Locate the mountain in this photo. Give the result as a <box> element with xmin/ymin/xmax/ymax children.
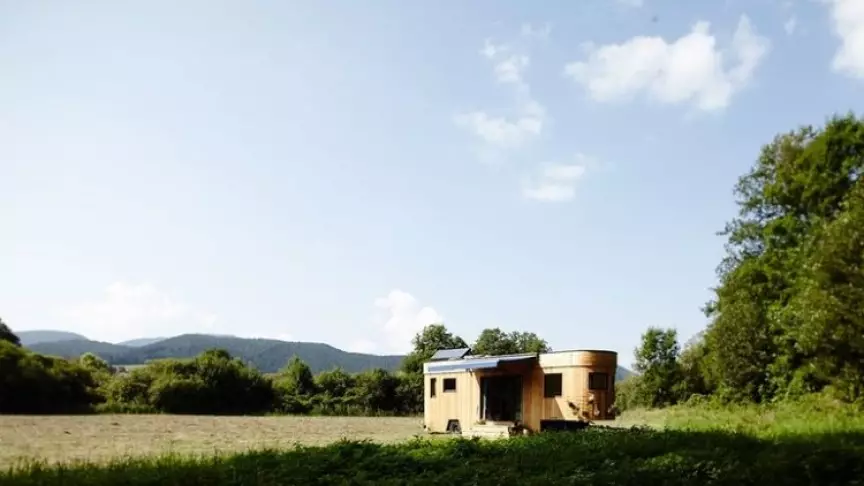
<box><xmin>615</xmin><ymin>366</ymin><xmax>635</xmax><ymax>382</ymax></box>
<box><xmin>27</xmin><ymin>333</ymin><xmax>404</xmax><ymax>374</ymax></box>
<box><xmin>117</xmin><ymin>337</ymin><xmax>166</xmax><ymax>347</ymax></box>
<box><xmin>28</xmin><ymin>339</ymin><xmax>132</xmax><ymax>361</ymax></box>
<box><xmin>16</xmin><ymin>330</ymin><xmax>88</xmax><ymax>346</ymax></box>
<box><xmin>25</xmin><ymin>332</ymin><xmax>636</xmax><ymax>380</ymax></box>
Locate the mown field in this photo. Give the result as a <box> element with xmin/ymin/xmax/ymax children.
<box><xmin>2</xmin><ymin>399</ymin><xmax>864</xmax><ymax>485</ymax></box>
<box><xmin>0</xmin><ymin>415</ymin><xmax>423</xmax><ymax>467</ymax></box>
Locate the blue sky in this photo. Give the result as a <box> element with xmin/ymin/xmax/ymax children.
<box><xmin>2</xmin><ymin>0</ymin><xmax>862</xmax><ymax>367</ymax></box>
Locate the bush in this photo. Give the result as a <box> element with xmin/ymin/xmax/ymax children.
<box><xmin>0</xmin><ymin>341</ymin><xmax>102</xmax><ymax>413</ymax></box>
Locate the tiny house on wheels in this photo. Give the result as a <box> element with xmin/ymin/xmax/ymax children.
<box><xmin>422</xmin><ymin>348</ymin><xmax>617</xmax><ymax>437</ymax></box>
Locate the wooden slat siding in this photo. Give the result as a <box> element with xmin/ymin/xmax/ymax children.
<box><xmin>423</xmin><ymin>350</ymin><xmax>618</xmax><ymax>433</ymax></box>
<box><xmin>423</xmin><ymin>372</ymin><xmax>475</xmax><ymax>432</ymax></box>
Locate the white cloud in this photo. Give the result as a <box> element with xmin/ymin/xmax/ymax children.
<box><xmin>453</xmin><ymin>100</ymin><xmax>545</xmax><ymax>149</ymax></box>
<box><xmin>62</xmin><ymin>282</ymin><xmax>219</xmax><ymax>343</ymax></box>
<box><xmin>494</xmin><ymin>55</ymin><xmax>530</xmax><ymax>85</ymax></box>
<box><xmin>456</xmin><ymin>35</ymin><xmax>547</xmax><ymax>150</ymax></box>
<box><xmin>372</xmin><ymin>290</ymin><xmax>443</xmax><ymax>354</ymax></box>
<box><xmin>346</xmin><ymin>339</ymin><xmax>378</xmax><ymax>354</ymax></box>
<box><xmin>784</xmin><ymin>16</ymin><xmax>798</xmax><ymax>35</ymax></box>
<box><xmin>521</xmin><ymin>23</ymin><xmax>552</xmax><ymax>40</ymax></box>
<box><xmin>522</xmin><ymin>156</ymin><xmax>594</xmax><ymax>202</ymax></box>
<box><xmin>830</xmin><ymin>0</ymin><xmax>864</xmax><ymax>79</ymax></box>
<box><xmin>480</xmin><ymin>39</ymin><xmax>508</xmax><ymax>59</ymax></box>
<box><xmin>564</xmin><ymin>15</ymin><xmax>770</xmax><ymax>111</ymax></box>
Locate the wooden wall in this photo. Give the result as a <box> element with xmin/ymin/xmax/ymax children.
<box><xmin>423</xmin><ymin>371</ymin><xmax>476</xmax><ymax>432</ymax></box>
<box><xmin>423</xmin><ymin>350</ymin><xmax>617</xmax><ymax>433</ymax></box>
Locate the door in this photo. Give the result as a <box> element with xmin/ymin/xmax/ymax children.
<box><xmin>587</xmin><ymin>371</ymin><xmax>611</xmax><ymax>419</ymax></box>
<box><xmin>480</xmin><ymin>375</ymin><xmax>523</xmax><ymax>422</ymax></box>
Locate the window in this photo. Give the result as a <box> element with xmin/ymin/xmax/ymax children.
<box><xmin>588</xmin><ymin>372</ymin><xmax>609</xmax><ymax>391</ymax></box>
<box><xmin>544</xmin><ymin>373</ymin><xmax>563</xmax><ymax>397</ymax></box>
<box><xmin>443</xmin><ymin>378</ymin><xmax>457</xmax><ymax>392</ymax></box>
<box><xmin>430</xmin><ymin>378</ymin><xmax>437</xmax><ymax>398</ymax></box>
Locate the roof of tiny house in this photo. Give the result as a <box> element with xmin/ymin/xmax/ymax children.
<box><xmin>424</xmin><ymin>352</ymin><xmax>538</xmax><ymax>374</ymax></box>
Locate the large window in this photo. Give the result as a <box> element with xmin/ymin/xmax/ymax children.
<box><xmin>544</xmin><ymin>373</ymin><xmax>563</xmax><ymax>397</ymax></box>
<box><xmin>443</xmin><ymin>378</ymin><xmax>457</xmax><ymax>392</ymax></box>
<box><xmin>588</xmin><ymin>372</ymin><xmax>609</xmax><ymax>391</ymax></box>
<box><xmin>430</xmin><ymin>378</ymin><xmax>437</xmax><ymax>397</ymax></box>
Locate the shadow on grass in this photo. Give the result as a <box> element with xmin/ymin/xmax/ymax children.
<box><xmin>4</xmin><ymin>427</ymin><xmax>864</xmax><ymax>486</ymax></box>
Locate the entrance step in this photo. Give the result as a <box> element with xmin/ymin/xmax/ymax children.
<box><xmin>463</xmin><ymin>423</ymin><xmax>515</xmax><ymax>439</ymax></box>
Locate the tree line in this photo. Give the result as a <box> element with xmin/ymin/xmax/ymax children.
<box><xmin>618</xmin><ymin>113</ymin><xmax>864</xmax><ymax>410</ymax></box>
<box><xmin>0</xmin><ymin>318</ymin><xmax>547</xmax><ymax>415</ymax></box>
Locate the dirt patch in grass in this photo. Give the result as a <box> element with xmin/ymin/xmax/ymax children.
<box><xmin>0</xmin><ymin>415</ymin><xmax>424</xmax><ymax>467</ymax></box>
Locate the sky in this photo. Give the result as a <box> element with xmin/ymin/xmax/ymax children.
<box><xmin>2</xmin><ymin>0</ymin><xmax>863</xmax><ymax>367</ymax></box>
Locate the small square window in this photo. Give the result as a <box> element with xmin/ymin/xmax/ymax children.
<box><xmin>544</xmin><ymin>373</ymin><xmax>563</xmax><ymax>397</ymax></box>
<box><xmin>443</xmin><ymin>378</ymin><xmax>457</xmax><ymax>392</ymax></box>
<box><xmin>430</xmin><ymin>378</ymin><xmax>437</xmax><ymax>397</ymax></box>
<box><xmin>588</xmin><ymin>372</ymin><xmax>609</xmax><ymax>391</ymax></box>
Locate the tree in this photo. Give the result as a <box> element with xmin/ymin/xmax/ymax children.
<box><xmin>472</xmin><ymin>328</ymin><xmax>550</xmax><ymax>356</ymax></box>
<box><xmin>702</xmin><ymin>113</ymin><xmax>864</xmax><ymax>402</ymax></box>
<box><xmin>632</xmin><ymin>327</ymin><xmax>681</xmax><ymax>408</ymax></box>
<box><xmin>275</xmin><ymin>356</ymin><xmax>316</xmax><ymax>396</ymax></box>
<box><xmin>400</xmin><ymin>324</ymin><xmax>468</xmax><ymax>374</ymax></box>
<box><xmin>0</xmin><ymin>318</ymin><xmax>20</xmax><ymax>347</ymax></box>
<box><xmin>0</xmin><ymin>340</ymin><xmax>101</xmax><ymax>413</ymax></box>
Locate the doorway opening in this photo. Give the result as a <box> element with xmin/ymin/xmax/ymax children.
<box><xmin>480</xmin><ymin>375</ymin><xmax>523</xmax><ymax>422</ymax></box>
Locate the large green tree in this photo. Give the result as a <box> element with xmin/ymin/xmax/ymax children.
<box><xmin>703</xmin><ymin>113</ymin><xmax>864</xmax><ymax>402</ymax></box>
<box><xmin>472</xmin><ymin>328</ymin><xmax>550</xmax><ymax>356</ymax></box>
<box><xmin>399</xmin><ymin>324</ymin><xmax>468</xmax><ymax>374</ymax></box>
<box><xmin>632</xmin><ymin>327</ymin><xmax>681</xmax><ymax>408</ymax></box>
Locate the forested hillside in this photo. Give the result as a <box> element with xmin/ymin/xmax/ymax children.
<box><xmin>28</xmin><ymin>334</ymin><xmax>404</xmax><ymax>374</ymax></box>
<box><xmin>16</xmin><ymin>330</ymin><xmax>88</xmax><ymax>346</ymax></box>
<box><xmin>25</xmin><ymin>331</ymin><xmax>634</xmax><ymax>377</ymax></box>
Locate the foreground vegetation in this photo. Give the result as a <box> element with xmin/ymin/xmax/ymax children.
<box><xmin>3</xmin><ymin>399</ymin><xmax>864</xmax><ymax>485</ymax></box>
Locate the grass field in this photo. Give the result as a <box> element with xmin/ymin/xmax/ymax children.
<box><xmin>3</xmin><ymin>399</ymin><xmax>864</xmax><ymax>485</ymax></box>
<box><xmin>0</xmin><ymin>415</ymin><xmax>423</xmax><ymax>467</ymax></box>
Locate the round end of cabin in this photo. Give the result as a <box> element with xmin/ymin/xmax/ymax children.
<box><xmin>570</xmin><ymin>349</ymin><xmax>618</xmax><ymax>368</ymax></box>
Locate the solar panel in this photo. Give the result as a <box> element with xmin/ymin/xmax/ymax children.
<box><xmin>429</xmin><ymin>347</ymin><xmax>471</xmax><ymax>361</ymax></box>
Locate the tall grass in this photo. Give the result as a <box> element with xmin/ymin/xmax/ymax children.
<box><xmin>4</xmin><ymin>398</ymin><xmax>864</xmax><ymax>485</ymax></box>
<box><xmin>620</xmin><ymin>394</ymin><xmax>864</xmax><ymax>437</ymax></box>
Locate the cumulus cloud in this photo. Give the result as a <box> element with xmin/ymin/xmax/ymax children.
<box><xmin>784</xmin><ymin>16</ymin><xmax>798</xmax><ymax>36</ymax></box>
<box><xmin>830</xmin><ymin>0</ymin><xmax>864</xmax><ymax>79</ymax></box>
<box><xmin>522</xmin><ymin>155</ymin><xmax>594</xmax><ymax>202</ymax></box>
<box><xmin>453</xmin><ymin>100</ymin><xmax>545</xmax><ymax>149</ymax></box>
<box><xmin>564</xmin><ymin>15</ymin><xmax>770</xmax><ymax>111</ymax></box>
<box><xmin>456</xmin><ymin>34</ymin><xmax>547</xmax><ymax>151</ymax></box>
<box><xmin>521</xmin><ymin>23</ymin><xmax>552</xmax><ymax>40</ymax></box>
<box><xmin>372</xmin><ymin>290</ymin><xmax>443</xmax><ymax>354</ymax></box>
<box><xmin>62</xmin><ymin>282</ymin><xmax>219</xmax><ymax>343</ymax></box>
<box><xmin>494</xmin><ymin>54</ymin><xmax>530</xmax><ymax>85</ymax></box>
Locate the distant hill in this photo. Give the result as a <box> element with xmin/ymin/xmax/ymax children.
<box><xmin>25</xmin><ymin>332</ymin><xmax>635</xmax><ymax>379</ymax></box>
<box><xmin>28</xmin><ymin>339</ymin><xmax>132</xmax><ymax>361</ymax></box>
<box><xmin>17</xmin><ymin>330</ymin><xmax>88</xmax><ymax>346</ymax></box>
<box><xmin>27</xmin><ymin>333</ymin><xmax>404</xmax><ymax>374</ymax></box>
<box><xmin>615</xmin><ymin>366</ymin><xmax>635</xmax><ymax>382</ymax></box>
<box><xmin>117</xmin><ymin>337</ymin><xmax>166</xmax><ymax>347</ymax></box>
